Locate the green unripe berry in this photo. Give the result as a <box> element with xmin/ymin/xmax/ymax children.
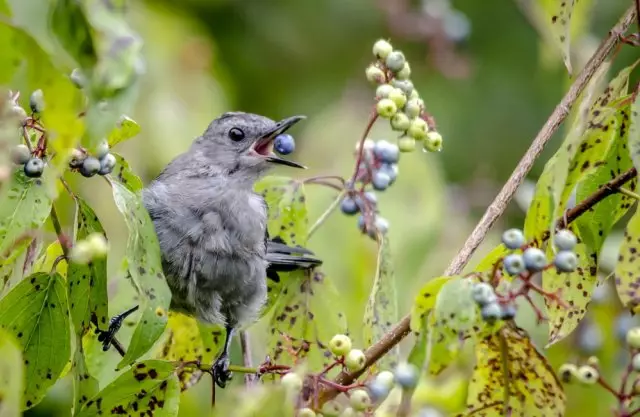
<box><xmin>373</xmin><ymin>39</ymin><xmax>393</xmax><ymax>59</ymax></box>
<box><xmin>10</xmin><ymin>105</ymin><xmax>27</xmax><ymax>124</ymax></box>
<box><xmin>398</xmin><ymin>136</ymin><xmax>416</xmax><ymax>152</ymax></box>
<box><xmin>329</xmin><ymin>334</ymin><xmax>352</xmax><ymax>356</ymax></box>
<box><xmin>423</xmin><ymin>131</ymin><xmax>443</xmax><ymax>152</ymax></box>
<box><xmin>390</xmin><ymin>112</ymin><xmax>411</xmax><ymax>131</ymax></box>
<box><xmin>387</xmin><ymin>88</ymin><xmax>407</xmax><ymax>109</ymax></box>
<box><xmin>404</xmin><ymin>99</ymin><xmax>422</xmax><ymax>118</ymax></box>
<box><xmin>576</xmin><ymin>365</ymin><xmax>599</xmax><ymax>385</ymax></box>
<box><xmin>70</xmin><ymin>241</ymin><xmax>93</xmax><ymax>265</ymax></box>
<box><xmin>376</xmin><ymin>99</ymin><xmax>397</xmax><ymax>118</ymax></box>
<box><xmin>10</xmin><ymin>144</ymin><xmax>31</xmax><ymax>165</ymax></box>
<box><xmin>366</xmin><ymin>65</ymin><xmax>386</xmax><ymax>84</ymax></box>
<box><xmin>558</xmin><ymin>363</ymin><xmax>577</xmax><ymax>383</ymax></box>
<box><xmin>626</xmin><ymin>327</ymin><xmax>640</xmax><ymax>349</ymax></box>
<box><xmin>407</xmin><ymin>118</ymin><xmax>427</xmax><ymax>140</ymax></box>
<box><xmin>298</xmin><ymin>408</ymin><xmax>316</xmax><ymax>417</ymax></box>
<box><xmin>281</xmin><ymin>372</ymin><xmax>303</xmax><ymax>392</ymax></box>
<box><xmin>87</xmin><ymin>233</ymin><xmax>108</xmax><ymax>258</ymax></box>
<box><xmin>554</xmin><ymin>229</ymin><xmax>577</xmax><ymax>251</ymax></box>
<box><xmin>385</xmin><ymin>51</ymin><xmax>406</xmax><ymax>72</ymax></box>
<box><xmin>632</xmin><ymin>353</ymin><xmax>640</xmax><ymax>372</ymax></box>
<box><xmin>375</xmin><ymin>84</ymin><xmax>394</xmax><ymax>100</ymax></box>
<box><xmin>409</xmin><ymin>89</ymin><xmax>420</xmax><ymax>100</ymax></box>
<box><xmin>345</xmin><ymin>349</ymin><xmax>366</xmax><ymax>372</ymax></box>
<box><xmin>374</xmin><ymin>370</ymin><xmax>395</xmax><ymax>388</ymax></box>
<box><xmin>396</xmin><ymin>63</ymin><xmax>411</xmax><ymax>80</ymax></box>
<box><xmin>339</xmin><ymin>408</ymin><xmax>363</xmax><ymax>417</ymax></box>
<box><xmin>349</xmin><ymin>390</ymin><xmax>371</xmax><ymax>411</ymax></box>
<box><xmin>322</xmin><ymin>401</ymin><xmax>343</xmax><ymax>417</ymax></box>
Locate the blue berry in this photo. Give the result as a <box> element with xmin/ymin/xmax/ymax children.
<box><xmin>501</xmin><ymin>228</ymin><xmax>525</xmax><ymax>250</ymax></box>
<box><xmin>374</xmin><ymin>140</ymin><xmax>400</xmax><ymax>164</ymax></box>
<box><xmin>80</xmin><ymin>156</ymin><xmax>101</xmax><ymax>178</ymax></box>
<box><xmin>372</xmin><ymin>171</ymin><xmax>391</xmax><ymax>191</ymax></box>
<box><xmin>503</xmin><ymin>253</ymin><xmax>525</xmax><ymax>276</ymax></box>
<box><xmin>98</xmin><ymin>153</ymin><xmax>116</xmax><ymax>176</ymax></box>
<box><xmin>615</xmin><ymin>313</ymin><xmax>635</xmax><ymax>343</ymax></box>
<box><xmin>341</xmin><ymin>197</ymin><xmax>359</xmax><ymax>215</ymax></box>
<box><xmin>471</xmin><ymin>283</ymin><xmax>496</xmax><ymax>306</ymax></box>
<box><xmin>373</xmin><ymin>216</ymin><xmax>389</xmax><ymax>234</ymax></box>
<box><xmin>367</xmin><ymin>380</ymin><xmax>391</xmax><ymax>402</ymax></box>
<box><xmin>274</xmin><ymin>134</ymin><xmax>295</xmax><ymax>155</ymax></box>
<box><xmin>554</xmin><ymin>229</ymin><xmax>577</xmax><ymax>251</ymax></box>
<box><xmin>29</xmin><ymin>89</ymin><xmax>44</xmax><ymax>113</ymax></box>
<box><xmin>385</xmin><ymin>51</ymin><xmax>406</xmax><ymax>72</ymax></box>
<box><xmin>500</xmin><ymin>304</ymin><xmax>517</xmax><ymax>320</ymax></box>
<box><xmin>481</xmin><ymin>303</ymin><xmax>502</xmax><ymax>324</ymax></box>
<box><xmin>363</xmin><ymin>191</ymin><xmax>377</xmax><ymax>205</ymax></box>
<box><xmin>357</xmin><ymin>215</ymin><xmax>366</xmax><ymax>232</ymax></box>
<box><xmin>24</xmin><ymin>157</ymin><xmax>44</xmax><ymax>178</ymax></box>
<box><xmin>379</xmin><ymin>163</ymin><xmax>398</xmax><ymax>184</ymax></box>
<box><xmin>554</xmin><ymin>250</ymin><xmax>577</xmax><ymax>273</ymax></box>
<box><xmin>393</xmin><ymin>363</ymin><xmax>418</xmax><ymax>389</ymax></box>
<box><xmin>523</xmin><ymin>247</ymin><xmax>547</xmax><ymax>272</ymax></box>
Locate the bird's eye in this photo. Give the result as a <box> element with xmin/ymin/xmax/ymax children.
<box><xmin>228</xmin><ymin>127</ymin><xmax>245</xmax><ymax>142</ymax></box>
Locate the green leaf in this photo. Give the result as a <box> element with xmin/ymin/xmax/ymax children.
<box><xmin>107</xmin><ymin>116</ymin><xmax>141</xmax><ymax>147</ymax></box>
<box><xmin>50</xmin><ymin>0</ymin><xmax>96</xmax><ymax>71</ymax></box>
<box><xmin>71</xmin><ymin>335</ymin><xmax>99</xmax><ymax>415</ymax></box>
<box><xmin>410</xmin><ymin>276</ymin><xmax>450</xmax><ymax>332</ymax></box>
<box><xmin>0</xmin><ymin>22</ymin><xmax>24</xmax><ymax>84</ymax></box>
<box><xmin>0</xmin><ymin>170</ymin><xmax>53</xmax><ymax>258</ymax></box>
<box><xmin>67</xmin><ymin>198</ymin><xmax>109</xmax><ymax>333</ymax></box>
<box><xmin>629</xmin><ymin>82</ymin><xmax>640</xmax><ymax>172</ymax></box>
<box><xmin>534</xmin><ymin>0</ymin><xmax>577</xmax><ymax>73</ymax></box>
<box><xmin>473</xmin><ymin>245</ymin><xmax>510</xmax><ymax>274</ymax></box>
<box><xmin>109</xmin><ymin>153</ymin><xmax>143</xmax><ymax>193</ymax></box>
<box><xmin>459</xmin><ymin>327</ymin><xmax>565</xmax><ymax>417</ymax></box>
<box><xmin>0</xmin><ymin>328</ymin><xmax>22</xmax><ymax>417</ymax></box>
<box><xmin>0</xmin><ymin>272</ymin><xmax>71</xmax><ymax>409</ymax></box>
<box><xmin>363</xmin><ymin>236</ymin><xmax>398</xmax><ymax>370</ymax></box>
<box><xmin>268</xmin><ymin>270</ymin><xmax>347</xmax><ymax>371</ymax></box>
<box><xmin>614</xmin><ymin>205</ymin><xmax>640</xmax><ymax>313</ymax></box>
<box><xmin>212</xmin><ymin>384</ymin><xmax>294</xmax><ymax>417</ymax></box>
<box><xmin>32</xmin><ymin>240</ymin><xmax>65</xmax><ymax>274</ymax></box>
<box><xmin>0</xmin><ymin>239</ymin><xmax>31</xmax><ymax>293</ymax></box>
<box><xmin>110</xmin><ymin>181</ymin><xmax>171</xmax><ymax>368</ymax></box>
<box><xmin>76</xmin><ymin>360</ymin><xmax>180</xmax><ymax>417</ymax></box>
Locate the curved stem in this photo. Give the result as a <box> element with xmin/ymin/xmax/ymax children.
<box><xmin>308</xmin><ymin>191</ymin><xmax>346</xmax><ymax>239</ymax></box>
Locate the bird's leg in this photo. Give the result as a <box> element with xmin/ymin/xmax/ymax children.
<box><xmin>96</xmin><ymin>305</ymin><xmax>139</xmax><ymax>353</ymax></box>
<box><xmin>211</xmin><ymin>325</ymin><xmax>234</xmax><ymax>388</ymax></box>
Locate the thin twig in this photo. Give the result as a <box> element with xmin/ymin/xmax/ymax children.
<box><xmin>240</xmin><ymin>331</ymin><xmax>254</xmax><ymax>386</ymax></box>
<box><xmin>308</xmin><ymin>191</ymin><xmax>346</xmax><ymax>239</ymax></box>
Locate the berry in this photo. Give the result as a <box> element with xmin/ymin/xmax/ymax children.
<box><xmin>375</xmin><ymin>84</ymin><xmax>394</xmax><ymax>100</ymax></box>
<box><xmin>554</xmin><ymin>229</ymin><xmax>577</xmax><ymax>251</ymax></box>
<box><xmin>407</xmin><ymin>118</ymin><xmax>427</xmax><ymax>140</ymax></box>
<box><xmin>366</xmin><ymin>65</ymin><xmax>385</xmax><ymax>84</ymax></box>
<box><xmin>68</xmin><ymin>148</ymin><xmax>86</xmax><ymax>169</ymax></box>
<box><xmin>341</xmin><ymin>197</ymin><xmax>359</xmax><ymax>215</ymax></box>
<box><xmin>576</xmin><ymin>365</ymin><xmax>599</xmax><ymax>385</ymax></box>
<box><xmin>393</xmin><ymin>363</ymin><xmax>418</xmax><ymax>389</ymax></box>
<box><xmin>372</xmin><ymin>216</ymin><xmax>389</xmax><ymax>236</ymax></box>
<box><xmin>375</xmin><ymin>370</ymin><xmax>395</xmax><ymax>388</ymax></box>
<box><xmin>503</xmin><ymin>253</ymin><xmax>525</xmax><ymax>276</ymax></box>
<box><xmin>480</xmin><ymin>303</ymin><xmax>502</xmax><ymax>324</ymax></box>
<box><xmin>392</xmin><ymin>79</ymin><xmax>414</xmax><ymax>96</ymax></box>
<box><xmin>98</xmin><ymin>153</ymin><xmax>117</xmax><ymax>176</ymax></box>
<box><xmin>356</xmin><ymin>138</ymin><xmax>375</xmax><ymax>154</ymax></box>
<box><xmin>357</xmin><ymin>215</ymin><xmax>366</xmax><ymax>232</ymax></box>
<box><xmin>10</xmin><ymin>144</ymin><xmax>31</xmax><ymax>165</ymax></box>
<box><xmin>379</xmin><ymin>163</ymin><xmax>398</xmax><ymax>184</ymax></box>
<box><xmin>70</xmin><ymin>241</ymin><xmax>93</xmax><ymax>265</ymax></box>
<box><xmin>274</xmin><ymin>134</ymin><xmax>295</xmax><ymax>155</ymax></box>
<box><xmin>322</xmin><ymin>401</ymin><xmax>343</xmax><ymax>417</ymax></box>
<box><xmin>24</xmin><ymin>157</ymin><xmax>44</xmax><ymax>178</ymax></box>
<box><xmin>329</xmin><ymin>334</ymin><xmax>352</xmax><ymax>356</ymax></box>
<box><xmin>385</xmin><ymin>51</ymin><xmax>406</xmax><ymax>72</ymax></box>
<box><xmin>398</xmin><ymin>136</ymin><xmax>416</xmax><ymax>152</ymax></box>
<box><xmin>577</xmin><ymin>322</ymin><xmax>603</xmax><ymax>354</ymax></box>
<box><xmin>501</xmin><ymin>228</ymin><xmax>525</xmax><ymax>250</ymax></box>
<box><xmin>523</xmin><ymin>247</ymin><xmax>547</xmax><ymax>272</ymax></box>
<box><xmin>558</xmin><ymin>363</ymin><xmax>577</xmax><ymax>383</ymax></box>
<box><xmin>388</xmin><ymin>88</ymin><xmax>407</xmax><ymax>109</ymax></box>
<box><xmin>390</xmin><ymin>112</ymin><xmax>411</xmax><ymax>132</ymax></box>
<box><xmin>345</xmin><ymin>349</ymin><xmax>366</xmax><ymax>372</ymax></box>
<box><xmin>80</xmin><ymin>156</ymin><xmax>101</xmax><ymax>178</ymax></box>
<box><xmin>373</xmin><ymin>140</ymin><xmax>400</xmax><ymax>163</ymax></box>
<box><xmin>396</xmin><ymin>63</ymin><xmax>411</xmax><ymax>80</ymax></box>
<box><xmin>70</xmin><ymin>68</ymin><xmax>86</xmax><ymax>89</ymax></box>
<box><xmin>615</xmin><ymin>313</ymin><xmax>635</xmax><ymax>343</ymax></box>
<box><xmin>632</xmin><ymin>354</ymin><xmax>640</xmax><ymax>372</ymax></box>
<box><xmin>10</xmin><ymin>105</ymin><xmax>27</xmax><ymax>124</ymax></box>
<box><xmin>95</xmin><ymin>140</ymin><xmax>110</xmax><ymax>159</ymax></box>
<box><xmin>376</xmin><ymin>99</ymin><xmax>397</xmax><ymax>118</ymax></box>
<box><xmin>29</xmin><ymin>89</ymin><xmax>44</xmax><ymax>114</ymax></box>
<box><xmin>367</xmin><ymin>380</ymin><xmax>391</xmax><ymax>402</ymax></box>
<box><xmin>372</xmin><ymin>171</ymin><xmax>391</xmax><ymax>191</ymax></box>
<box><xmin>373</xmin><ymin>39</ymin><xmax>393</xmax><ymax>59</ymax></box>
<box><xmin>626</xmin><ymin>327</ymin><xmax>640</xmax><ymax>348</ymax></box>
<box><xmin>554</xmin><ymin>250</ymin><xmax>577</xmax><ymax>273</ymax></box>
<box><xmin>87</xmin><ymin>233</ymin><xmax>108</xmax><ymax>257</ymax></box>
<box><xmin>500</xmin><ymin>304</ymin><xmax>517</xmax><ymax>320</ymax></box>
<box><xmin>349</xmin><ymin>390</ymin><xmax>371</xmax><ymax>411</ymax></box>
<box><xmin>339</xmin><ymin>408</ymin><xmax>363</xmax><ymax>417</ymax></box>
<box><xmin>363</xmin><ymin>191</ymin><xmax>378</xmax><ymax>205</ymax></box>
<box><xmin>423</xmin><ymin>131</ymin><xmax>443</xmax><ymax>152</ymax></box>
<box><xmin>298</xmin><ymin>408</ymin><xmax>316</xmax><ymax>417</ymax></box>
<box><xmin>471</xmin><ymin>282</ymin><xmax>496</xmax><ymax>307</ymax></box>
<box><xmin>281</xmin><ymin>372</ymin><xmax>303</xmax><ymax>392</ymax></box>
<box><xmin>404</xmin><ymin>99</ymin><xmax>422</xmax><ymax>118</ymax></box>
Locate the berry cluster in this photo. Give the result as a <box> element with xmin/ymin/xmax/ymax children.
<box><xmin>367</xmin><ymin>39</ymin><xmax>443</xmax><ymax>153</ymax></box>
<box><xmin>471</xmin><ymin>282</ymin><xmax>516</xmax><ymax>324</ymax></box>
<box><xmin>68</xmin><ymin>140</ymin><xmax>117</xmax><ymax>178</ymax></box>
<box><xmin>501</xmin><ymin>228</ymin><xmax>578</xmax><ymax>275</ymax></box>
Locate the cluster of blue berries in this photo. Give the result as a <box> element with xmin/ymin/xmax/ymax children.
<box><xmin>471</xmin><ymin>282</ymin><xmax>516</xmax><ymax>324</ymax></box>
<box><xmin>68</xmin><ymin>140</ymin><xmax>117</xmax><ymax>178</ymax></box>
<box><xmin>501</xmin><ymin>228</ymin><xmax>578</xmax><ymax>276</ymax></box>
<box><xmin>366</xmin><ymin>39</ymin><xmax>443</xmax><ymax>153</ymax></box>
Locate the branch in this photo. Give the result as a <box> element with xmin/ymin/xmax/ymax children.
<box><xmin>318</xmin><ymin>5</ymin><xmax>638</xmax><ymax>402</ymax></box>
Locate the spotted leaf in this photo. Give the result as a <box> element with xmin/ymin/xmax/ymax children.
<box><xmin>614</xmin><ymin>205</ymin><xmax>640</xmax><ymax>313</ymax></box>
<box><xmin>76</xmin><ymin>360</ymin><xmax>180</xmax><ymax>417</ymax></box>
<box><xmin>109</xmin><ymin>153</ymin><xmax>143</xmax><ymax>193</ymax></box>
<box><xmin>0</xmin><ymin>329</ymin><xmax>22</xmax><ymax>417</ymax></box>
<box><xmin>107</xmin><ymin>116</ymin><xmax>141</xmax><ymax>147</ymax></box>
<box><xmin>410</xmin><ymin>276</ymin><xmax>450</xmax><ymax>333</ymax></box>
<box><xmin>110</xmin><ymin>181</ymin><xmax>171</xmax><ymax>368</ymax></box>
<box><xmin>629</xmin><ymin>81</ymin><xmax>640</xmax><ymax>172</ymax></box>
<box><xmin>71</xmin><ymin>334</ymin><xmax>99</xmax><ymax>415</ymax></box>
<box><xmin>459</xmin><ymin>327</ymin><xmax>565</xmax><ymax>416</ymax></box>
<box><xmin>0</xmin><ymin>272</ymin><xmax>70</xmax><ymax>410</ymax></box>
<box><xmin>212</xmin><ymin>384</ymin><xmax>293</xmax><ymax>417</ymax></box>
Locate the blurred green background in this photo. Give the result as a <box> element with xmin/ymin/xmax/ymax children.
<box><xmin>23</xmin><ymin>0</ymin><xmax>640</xmax><ymax>415</ymax></box>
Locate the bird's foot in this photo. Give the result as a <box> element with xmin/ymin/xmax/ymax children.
<box><xmin>211</xmin><ymin>353</ymin><xmax>232</xmax><ymax>388</ymax></box>
<box><xmin>96</xmin><ymin>305</ymin><xmax>139</xmax><ymax>352</ymax></box>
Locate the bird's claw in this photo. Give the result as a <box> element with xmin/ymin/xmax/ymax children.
<box><xmin>211</xmin><ymin>354</ymin><xmax>232</xmax><ymax>388</ymax></box>
<box><xmin>95</xmin><ymin>305</ymin><xmax>139</xmax><ymax>352</ymax></box>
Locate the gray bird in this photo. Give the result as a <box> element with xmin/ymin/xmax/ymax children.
<box><xmin>140</xmin><ymin>112</ymin><xmax>321</xmax><ymax>387</ymax></box>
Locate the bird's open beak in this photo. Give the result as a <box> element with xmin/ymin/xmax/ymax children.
<box><xmin>251</xmin><ymin>115</ymin><xmax>307</xmax><ymax>169</ymax></box>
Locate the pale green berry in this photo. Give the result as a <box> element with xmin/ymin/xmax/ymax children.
<box><xmin>388</xmin><ymin>88</ymin><xmax>407</xmax><ymax>109</ymax></box>
<box><xmin>376</xmin><ymin>99</ymin><xmax>397</xmax><ymax>118</ymax></box>
<box><xmin>339</xmin><ymin>408</ymin><xmax>363</xmax><ymax>417</ymax></box>
<box><xmin>423</xmin><ymin>131</ymin><xmax>443</xmax><ymax>152</ymax></box>
<box><xmin>390</xmin><ymin>112</ymin><xmax>411</xmax><ymax>131</ymax></box>
<box><xmin>375</xmin><ymin>84</ymin><xmax>394</xmax><ymax>99</ymax></box>
<box><xmin>373</xmin><ymin>39</ymin><xmax>393</xmax><ymax>59</ymax></box>
<box><xmin>404</xmin><ymin>99</ymin><xmax>422</xmax><ymax>118</ymax></box>
<box><xmin>322</xmin><ymin>401</ymin><xmax>343</xmax><ymax>417</ymax></box>
<box><xmin>366</xmin><ymin>65</ymin><xmax>386</xmax><ymax>84</ymax></box>
<box><xmin>632</xmin><ymin>353</ymin><xmax>640</xmax><ymax>372</ymax></box>
<box><xmin>281</xmin><ymin>372</ymin><xmax>303</xmax><ymax>392</ymax></box>
<box><xmin>554</xmin><ymin>229</ymin><xmax>577</xmax><ymax>251</ymax></box>
<box><xmin>298</xmin><ymin>408</ymin><xmax>316</xmax><ymax>417</ymax></box>
<box><xmin>396</xmin><ymin>62</ymin><xmax>411</xmax><ymax>80</ymax></box>
<box><xmin>349</xmin><ymin>390</ymin><xmax>371</xmax><ymax>411</ymax></box>
<box><xmin>345</xmin><ymin>349</ymin><xmax>366</xmax><ymax>372</ymax></box>
<box><xmin>558</xmin><ymin>363</ymin><xmax>578</xmax><ymax>383</ymax></box>
<box><xmin>407</xmin><ymin>118</ymin><xmax>427</xmax><ymax>140</ymax></box>
<box><xmin>409</xmin><ymin>89</ymin><xmax>420</xmax><ymax>100</ymax></box>
<box><xmin>329</xmin><ymin>334</ymin><xmax>352</xmax><ymax>356</ymax></box>
<box><xmin>70</xmin><ymin>241</ymin><xmax>93</xmax><ymax>265</ymax></box>
<box><xmin>576</xmin><ymin>365</ymin><xmax>599</xmax><ymax>385</ymax></box>
<box><xmin>398</xmin><ymin>136</ymin><xmax>416</xmax><ymax>152</ymax></box>
<box><xmin>385</xmin><ymin>51</ymin><xmax>406</xmax><ymax>72</ymax></box>
<box><xmin>10</xmin><ymin>144</ymin><xmax>31</xmax><ymax>165</ymax></box>
<box><xmin>627</xmin><ymin>327</ymin><xmax>640</xmax><ymax>349</ymax></box>
<box><xmin>375</xmin><ymin>370</ymin><xmax>395</xmax><ymax>388</ymax></box>
<box><xmin>87</xmin><ymin>233</ymin><xmax>108</xmax><ymax>257</ymax></box>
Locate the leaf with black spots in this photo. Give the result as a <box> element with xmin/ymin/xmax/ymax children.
<box><xmin>410</xmin><ymin>276</ymin><xmax>450</xmax><ymax>333</ymax></box>
<box><xmin>0</xmin><ymin>272</ymin><xmax>70</xmax><ymax>410</ymax></box>
<box><xmin>0</xmin><ymin>328</ymin><xmax>22</xmax><ymax>417</ymax></box>
<box><xmin>614</xmin><ymin>205</ymin><xmax>640</xmax><ymax>313</ymax></box>
<box><xmin>107</xmin><ymin>116</ymin><xmax>141</xmax><ymax>147</ymax></box>
<box><xmin>76</xmin><ymin>360</ymin><xmax>180</xmax><ymax>417</ymax></box>
<box><xmin>71</xmin><ymin>335</ymin><xmax>99</xmax><ymax>415</ymax></box>
<box><xmin>110</xmin><ymin>181</ymin><xmax>171</xmax><ymax>368</ymax></box>
<box><xmin>109</xmin><ymin>153</ymin><xmax>143</xmax><ymax>193</ymax></box>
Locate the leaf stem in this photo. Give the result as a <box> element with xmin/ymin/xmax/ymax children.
<box><xmin>308</xmin><ymin>190</ymin><xmax>346</xmax><ymax>239</ymax></box>
<box><xmin>239</xmin><ymin>330</ymin><xmax>254</xmax><ymax>386</ymax></box>
<box><xmin>350</xmin><ymin>110</ymin><xmax>379</xmax><ymax>183</ymax></box>
<box><xmin>49</xmin><ymin>204</ymin><xmax>70</xmax><ymax>257</ymax></box>
<box><xmin>619</xmin><ymin>187</ymin><xmax>640</xmax><ymax>200</ymax></box>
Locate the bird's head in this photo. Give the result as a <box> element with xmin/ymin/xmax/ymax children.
<box><xmin>193</xmin><ymin>112</ymin><xmax>306</xmax><ymax>177</ymax></box>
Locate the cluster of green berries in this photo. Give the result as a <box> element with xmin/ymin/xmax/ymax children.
<box><xmin>501</xmin><ymin>228</ymin><xmax>578</xmax><ymax>275</ymax></box>
<box><xmin>366</xmin><ymin>39</ymin><xmax>443</xmax><ymax>153</ymax></box>
<box><xmin>557</xmin><ymin>357</ymin><xmax>600</xmax><ymax>386</ymax></box>
<box><xmin>328</xmin><ymin>334</ymin><xmax>367</xmax><ymax>372</ymax></box>
<box><xmin>471</xmin><ymin>282</ymin><xmax>516</xmax><ymax>324</ymax></box>
<box><xmin>68</xmin><ymin>140</ymin><xmax>117</xmax><ymax>178</ymax></box>
<box><xmin>69</xmin><ymin>233</ymin><xmax>109</xmax><ymax>264</ymax></box>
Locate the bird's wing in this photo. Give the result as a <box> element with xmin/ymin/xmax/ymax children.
<box><xmin>266</xmin><ymin>236</ymin><xmax>323</xmax><ymax>271</ymax></box>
